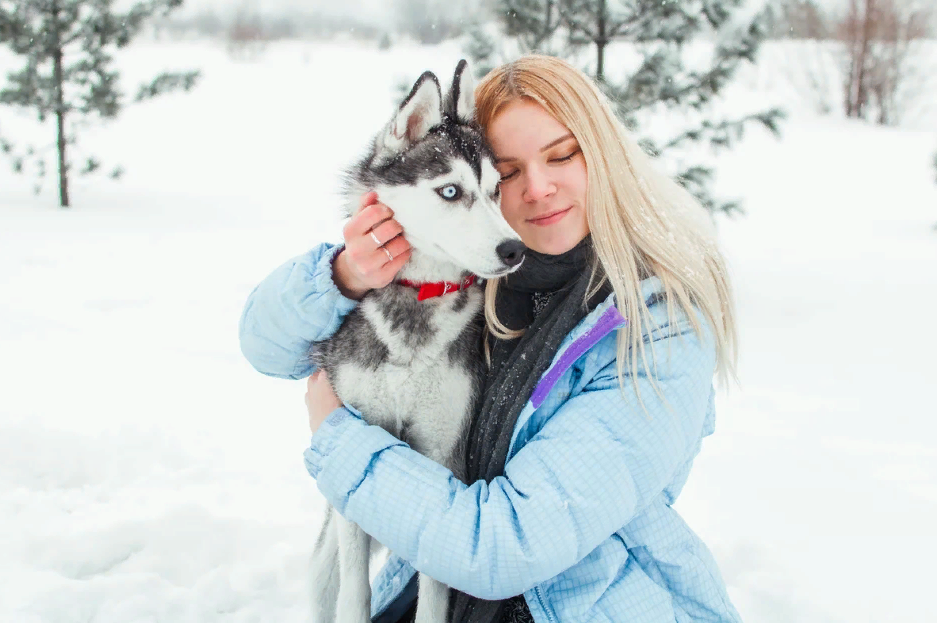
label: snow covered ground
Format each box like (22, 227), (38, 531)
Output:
(1, 38), (935, 622)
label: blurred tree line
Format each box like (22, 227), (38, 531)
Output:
(770, 0), (934, 126)
(3, 0), (934, 210)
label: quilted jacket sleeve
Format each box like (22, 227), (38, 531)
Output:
(238, 243), (358, 380)
(303, 315), (716, 600)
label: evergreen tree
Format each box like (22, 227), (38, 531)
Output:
(465, 0), (561, 76)
(467, 0), (785, 216)
(502, 0), (559, 51)
(0, 0), (200, 207)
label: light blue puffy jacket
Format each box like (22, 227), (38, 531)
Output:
(238, 242), (742, 622)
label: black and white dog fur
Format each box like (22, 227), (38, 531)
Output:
(309, 60), (525, 623)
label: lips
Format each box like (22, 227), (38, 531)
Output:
(528, 206), (572, 224)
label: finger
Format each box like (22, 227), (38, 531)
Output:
(369, 219), (404, 248)
(345, 202), (393, 239)
(383, 234), (411, 260)
(378, 247), (412, 280)
(355, 242), (396, 276)
(363, 235), (409, 275)
(358, 191), (379, 211)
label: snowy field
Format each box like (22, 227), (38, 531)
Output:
(1, 37), (936, 622)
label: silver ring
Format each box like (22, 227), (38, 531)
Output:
(370, 231), (381, 247)
(383, 247), (393, 263)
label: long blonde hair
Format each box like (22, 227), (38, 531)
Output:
(474, 54), (738, 394)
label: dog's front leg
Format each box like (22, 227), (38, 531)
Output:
(335, 513), (372, 623)
(412, 445), (460, 623)
(310, 505), (340, 623)
(414, 574), (450, 623)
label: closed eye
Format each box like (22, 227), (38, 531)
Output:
(499, 149), (580, 181)
(550, 149), (580, 163)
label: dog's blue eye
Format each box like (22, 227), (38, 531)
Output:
(436, 184), (462, 201)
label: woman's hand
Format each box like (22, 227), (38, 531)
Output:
(306, 370), (343, 435)
(333, 191), (412, 300)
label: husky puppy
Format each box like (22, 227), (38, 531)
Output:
(309, 60), (525, 623)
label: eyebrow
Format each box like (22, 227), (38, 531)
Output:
(495, 133), (575, 164)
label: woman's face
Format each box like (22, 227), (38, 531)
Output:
(487, 99), (590, 255)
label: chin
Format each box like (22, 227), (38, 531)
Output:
(525, 233), (585, 255)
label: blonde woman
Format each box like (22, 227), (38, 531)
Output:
(243, 55), (741, 622)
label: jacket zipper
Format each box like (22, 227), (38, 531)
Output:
(534, 586), (559, 623)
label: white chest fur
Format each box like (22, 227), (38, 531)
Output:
(331, 288), (483, 466)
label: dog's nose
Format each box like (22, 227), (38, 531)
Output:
(496, 240), (526, 267)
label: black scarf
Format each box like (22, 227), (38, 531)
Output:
(448, 235), (611, 623)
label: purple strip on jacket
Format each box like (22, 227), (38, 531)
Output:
(530, 306), (627, 409)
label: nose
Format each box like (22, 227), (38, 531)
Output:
(496, 240), (526, 267)
(522, 165), (556, 203)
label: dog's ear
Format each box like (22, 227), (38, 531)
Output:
(387, 71), (442, 151)
(445, 59), (475, 122)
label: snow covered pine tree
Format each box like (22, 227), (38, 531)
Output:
(0, 0), (199, 207)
